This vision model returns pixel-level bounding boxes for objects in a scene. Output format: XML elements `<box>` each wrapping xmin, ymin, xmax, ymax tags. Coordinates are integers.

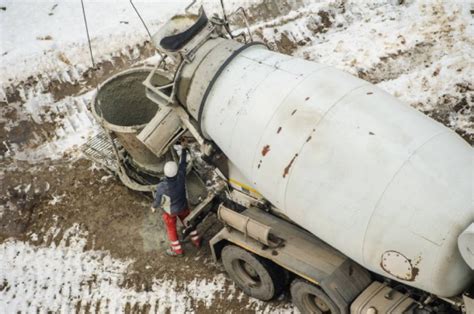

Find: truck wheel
<box><xmin>291</xmin><ymin>279</ymin><xmax>340</xmax><ymax>314</ymax></box>
<box><xmin>221</xmin><ymin>245</ymin><xmax>285</xmax><ymax>301</ymax></box>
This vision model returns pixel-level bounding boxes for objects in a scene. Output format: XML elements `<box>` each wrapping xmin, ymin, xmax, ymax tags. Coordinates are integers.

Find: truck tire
<box><xmin>221</xmin><ymin>245</ymin><xmax>285</xmax><ymax>301</ymax></box>
<box><xmin>291</xmin><ymin>279</ymin><xmax>340</xmax><ymax>314</ymax></box>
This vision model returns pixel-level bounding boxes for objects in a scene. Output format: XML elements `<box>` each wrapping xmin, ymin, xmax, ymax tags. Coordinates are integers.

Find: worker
<box><xmin>151</xmin><ymin>146</ymin><xmax>201</xmax><ymax>257</ymax></box>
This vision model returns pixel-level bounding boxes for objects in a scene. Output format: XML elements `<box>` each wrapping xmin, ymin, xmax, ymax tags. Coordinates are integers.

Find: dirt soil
<box><xmin>0</xmin><ymin>157</ymin><xmax>292</xmax><ymax>312</ymax></box>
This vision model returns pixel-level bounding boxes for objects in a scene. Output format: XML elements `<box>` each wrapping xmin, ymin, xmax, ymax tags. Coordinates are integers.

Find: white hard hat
<box><xmin>164</xmin><ymin>161</ymin><xmax>178</xmax><ymax>178</ymax></box>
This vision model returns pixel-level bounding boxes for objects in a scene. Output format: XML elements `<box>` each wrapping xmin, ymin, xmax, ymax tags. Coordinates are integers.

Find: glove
<box><xmin>173</xmin><ymin>144</ymin><xmax>183</xmax><ymax>157</ymax></box>
<box><xmin>150</xmin><ymin>206</ymin><xmax>156</xmax><ymax>213</ymax></box>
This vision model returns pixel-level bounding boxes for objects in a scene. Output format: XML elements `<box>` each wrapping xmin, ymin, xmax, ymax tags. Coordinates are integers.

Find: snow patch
<box><xmin>0</xmin><ymin>225</ymin><xmax>295</xmax><ymax>312</ymax></box>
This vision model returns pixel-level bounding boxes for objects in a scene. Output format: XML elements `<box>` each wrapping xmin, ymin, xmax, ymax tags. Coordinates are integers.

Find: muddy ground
<box><xmin>0</xmin><ymin>157</ymin><xmax>293</xmax><ymax>312</ymax></box>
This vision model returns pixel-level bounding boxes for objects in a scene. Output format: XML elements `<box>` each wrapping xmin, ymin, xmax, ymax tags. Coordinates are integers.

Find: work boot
<box><xmin>166</xmin><ymin>240</ymin><xmax>184</xmax><ymax>257</ymax></box>
<box><xmin>192</xmin><ymin>238</ymin><xmax>202</xmax><ymax>248</ymax></box>
<box><xmin>165</xmin><ymin>248</ymin><xmax>184</xmax><ymax>257</ymax></box>
<box><xmin>190</xmin><ymin>230</ymin><xmax>201</xmax><ymax>248</ymax></box>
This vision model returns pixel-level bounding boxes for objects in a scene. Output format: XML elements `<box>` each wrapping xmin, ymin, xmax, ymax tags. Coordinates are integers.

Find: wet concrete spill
<box><xmin>262</xmin><ymin>145</ymin><xmax>271</xmax><ymax>156</ymax></box>
<box><xmin>283</xmin><ymin>153</ymin><xmax>298</xmax><ymax>178</ymax></box>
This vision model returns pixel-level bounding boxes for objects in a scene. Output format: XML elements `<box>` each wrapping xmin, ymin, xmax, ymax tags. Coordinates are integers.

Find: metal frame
<box><xmin>227</xmin><ymin>7</ymin><xmax>254</xmax><ymax>43</ymax></box>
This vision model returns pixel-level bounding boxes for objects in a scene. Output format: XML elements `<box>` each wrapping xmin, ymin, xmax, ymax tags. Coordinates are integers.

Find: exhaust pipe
<box><xmin>217</xmin><ymin>205</ymin><xmax>280</xmax><ymax>247</ymax></box>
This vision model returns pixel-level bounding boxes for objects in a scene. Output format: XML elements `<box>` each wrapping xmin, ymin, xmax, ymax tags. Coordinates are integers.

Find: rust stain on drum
<box><xmin>283</xmin><ymin>153</ymin><xmax>298</xmax><ymax>178</ymax></box>
<box><xmin>262</xmin><ymin>145</ymin><xmax>271</xmax><ymax>156</ymax></box>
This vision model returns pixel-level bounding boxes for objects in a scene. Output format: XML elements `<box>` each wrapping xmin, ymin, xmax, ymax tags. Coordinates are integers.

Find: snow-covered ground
<box><xmin>249</xmin><ymin>0</ymin><xmax>473</xmax><ymax>141</ymax></box>
<box><xmin>0</xmin><ymin>0</ymin><xmax>183</xmax><ymax>85</ymax></box>
<box><xmin>1</xmin><ymin>224</ymin><xmax>291</xmax><ymax>312</ymax></box>
<box><xmin>1</xmin><ymin>0</ymin><xmax>472</xmax><ymax>312</ymax></box>
<box><xmin>0</xmin><ymin>0</ymin><xmax>257</xmax><ymax>86</ymax></box>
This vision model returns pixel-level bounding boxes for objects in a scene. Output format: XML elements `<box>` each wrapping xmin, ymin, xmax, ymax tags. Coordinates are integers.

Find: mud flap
<box><xmin>320</xmin><ymin>259</ymin><xmax>372</xmax><ymax>313</ymax></box>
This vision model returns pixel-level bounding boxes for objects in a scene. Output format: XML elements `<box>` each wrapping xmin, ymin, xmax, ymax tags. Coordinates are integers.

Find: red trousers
<box><xmin>162</xmin><ymin>209</ymin><xmax>200</xmax><ymax>254</ymax></box>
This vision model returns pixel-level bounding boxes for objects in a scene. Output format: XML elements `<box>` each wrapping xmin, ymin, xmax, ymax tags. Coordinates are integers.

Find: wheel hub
<box><xmin>303</xmin><ymin>293</ymin><xmax>331</xmax><ymax>313</ymax></box>
<box><xmin>233</xmin><ymin>259</ymin><xmax>262</xmax><ymax>288</ymax></box>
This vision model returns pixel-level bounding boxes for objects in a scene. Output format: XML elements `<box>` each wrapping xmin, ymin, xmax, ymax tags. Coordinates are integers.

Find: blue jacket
<box><xmin>152</xmin><ymin>150</ymin><xmax>188</xmax><ymax>215</ymax></box>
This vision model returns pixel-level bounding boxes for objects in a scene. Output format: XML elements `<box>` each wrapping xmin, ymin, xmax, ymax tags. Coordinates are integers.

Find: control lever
<box><xmin>182</xmin><ymin>181</ymin><xmax>226</xmax><ymax>237</ymax></box>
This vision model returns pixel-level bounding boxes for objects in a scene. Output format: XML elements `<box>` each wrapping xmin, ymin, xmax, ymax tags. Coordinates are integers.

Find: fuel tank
<box><xmin>176</xmin><ymin>39</ymin><xmax>473</xmax><ymax>297</ymax></box>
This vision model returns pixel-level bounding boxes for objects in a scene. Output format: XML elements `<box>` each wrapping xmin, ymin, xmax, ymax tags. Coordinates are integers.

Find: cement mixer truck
<box><xmin>85</xmin><ymin>7</ymin><xmax>473</xmax><ymax>314</ymax></box>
